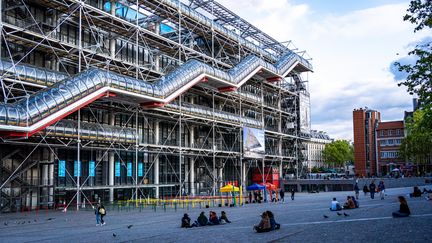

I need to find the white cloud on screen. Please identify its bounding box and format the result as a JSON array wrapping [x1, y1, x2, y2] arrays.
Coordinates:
[[218, 0, 431, 139]]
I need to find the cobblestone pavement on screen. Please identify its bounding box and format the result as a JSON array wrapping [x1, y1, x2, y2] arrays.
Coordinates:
[[0, 186, 431, 243]]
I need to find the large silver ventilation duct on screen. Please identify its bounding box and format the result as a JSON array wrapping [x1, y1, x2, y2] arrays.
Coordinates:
[[165, 103, 261, 127], [0, 51, 309, 134], [0, 59, 68, 86], [40, 120, 137, 144]]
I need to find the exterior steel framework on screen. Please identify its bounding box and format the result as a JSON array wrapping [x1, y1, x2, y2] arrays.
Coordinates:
[[0, 0, 312, 212]]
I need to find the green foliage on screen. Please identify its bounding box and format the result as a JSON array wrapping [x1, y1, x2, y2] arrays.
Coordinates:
[[396, 1, 432, 165], [394, 0, 432, 105], [399, 105, 432, 164], [403, 0, 432, 32], [322, 140, 353, 168]]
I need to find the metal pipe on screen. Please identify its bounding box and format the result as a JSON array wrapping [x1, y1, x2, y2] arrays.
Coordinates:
[[0, 51, 309, 134]]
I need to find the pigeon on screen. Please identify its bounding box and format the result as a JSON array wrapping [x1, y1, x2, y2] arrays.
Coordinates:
[[113, 233, 117, 237], [34, 220, 37, 222], [28, 221, 30, 224], [22, 221, 25, 224], [344, 213, 349, 217], [337, 212, 342, 216], [4, 222, 8, 226], [127, 225, 133, 229], [47, 218, 54, 221], [323, 215, 329, 218]]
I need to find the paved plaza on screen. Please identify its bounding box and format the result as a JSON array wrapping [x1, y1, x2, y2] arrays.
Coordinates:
[[1, 186, 431, 243]]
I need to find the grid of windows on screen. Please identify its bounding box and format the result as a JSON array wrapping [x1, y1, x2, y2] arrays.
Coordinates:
[[380, 151, 399, 158]]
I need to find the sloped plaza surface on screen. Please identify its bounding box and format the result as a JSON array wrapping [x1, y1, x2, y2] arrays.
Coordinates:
[[1, 186, 431, 243]]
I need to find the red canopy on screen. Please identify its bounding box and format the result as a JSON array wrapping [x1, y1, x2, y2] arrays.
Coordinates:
[[261, 182, 277, 191]]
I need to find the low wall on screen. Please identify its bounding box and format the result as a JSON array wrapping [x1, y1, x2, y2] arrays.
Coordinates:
[[282, 177, 431, 192]]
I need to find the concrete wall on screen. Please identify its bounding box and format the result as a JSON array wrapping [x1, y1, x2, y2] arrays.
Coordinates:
[[282, 177, 431, 192]]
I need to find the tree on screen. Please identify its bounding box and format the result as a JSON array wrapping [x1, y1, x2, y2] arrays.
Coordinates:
[[399, 106, 432, 168], [395, 1, 432, 173], [322, 140, 354, 168], [394, 0, 432, 105]]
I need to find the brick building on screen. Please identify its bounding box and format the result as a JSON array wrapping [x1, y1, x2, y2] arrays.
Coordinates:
[[353, 108, 380, 177], [376, 121, 408, 176]]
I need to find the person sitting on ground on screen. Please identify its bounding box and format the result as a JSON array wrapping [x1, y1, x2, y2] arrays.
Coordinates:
[[351, 195, 359, 208], [392, 196, 411, 218], [219, 211, 231, 224], [193, 211, 208, 227], [330, 197, 342, 211], [343, 196, 356, 209], [266, 211, 280, 230], [181, 213, 191, 228], [410, 186, 422, 197], [253, 212, 271, 233], [207, 211, 220, 225]]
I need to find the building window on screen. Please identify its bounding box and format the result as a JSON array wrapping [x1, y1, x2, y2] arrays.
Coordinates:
[[388, 130, 393, 136], [396, 129, 401, 135], [380, 151, 399, 158]]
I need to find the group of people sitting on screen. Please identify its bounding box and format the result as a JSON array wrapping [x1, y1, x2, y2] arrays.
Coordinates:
[[181, 211, 231, 228], [330, 196, 359, 211], [253, 211, 281, 233]]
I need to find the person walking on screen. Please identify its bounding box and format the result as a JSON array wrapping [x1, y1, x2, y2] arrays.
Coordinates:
[[99, 203, 106, 225], [378, 181, 385, 200], [271, 190, 277, 202], [369, 181, 376, 199], [354, 182, 360, 200], [280, 190, 285, 203], [94, 203, 101, 226], [291, 189, 295, 200]]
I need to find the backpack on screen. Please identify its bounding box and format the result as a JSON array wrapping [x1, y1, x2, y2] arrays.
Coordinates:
[[99, 207, 106, 215]]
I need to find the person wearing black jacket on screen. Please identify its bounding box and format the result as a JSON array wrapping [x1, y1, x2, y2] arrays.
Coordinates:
[[369, 181, 376, 199], [181, 213, 191, 228], [392, 196, 411, 217]]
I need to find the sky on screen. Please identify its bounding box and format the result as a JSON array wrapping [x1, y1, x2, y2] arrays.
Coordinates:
[[217, 0, 431, 141]]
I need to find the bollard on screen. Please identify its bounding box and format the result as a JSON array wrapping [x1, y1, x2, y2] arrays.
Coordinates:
[[174, 202, 177, 212]]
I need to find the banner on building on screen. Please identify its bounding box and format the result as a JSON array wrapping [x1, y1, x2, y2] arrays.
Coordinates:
[[74, 160, 81, 177], [243, 127, 265, 158], [299, 93, 311, 134], [89, 161, 95, 177], [115, 162, 121, 177], [138, 163, 143, 177], [127, 162, 132, 177], [58, 160, 66, 177]]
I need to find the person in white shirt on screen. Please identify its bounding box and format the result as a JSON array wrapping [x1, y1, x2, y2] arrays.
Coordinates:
[[330, 197, 342, 211]]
